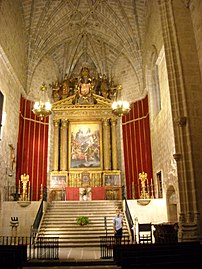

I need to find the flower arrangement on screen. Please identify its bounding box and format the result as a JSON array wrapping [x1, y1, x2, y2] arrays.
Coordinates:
[[76, 216, 90, 226]]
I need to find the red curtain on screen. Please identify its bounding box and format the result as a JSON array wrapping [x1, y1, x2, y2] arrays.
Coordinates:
[[16, 95, 49, 201], [122, 95, 153, 199]]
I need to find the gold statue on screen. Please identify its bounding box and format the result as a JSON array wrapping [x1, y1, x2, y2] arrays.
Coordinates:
[[139, 171, 150, 199], [20, 173, 30, 201]]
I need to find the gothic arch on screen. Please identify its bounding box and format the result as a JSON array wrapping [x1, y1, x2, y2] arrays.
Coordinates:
[[166, 185, 178, 223]]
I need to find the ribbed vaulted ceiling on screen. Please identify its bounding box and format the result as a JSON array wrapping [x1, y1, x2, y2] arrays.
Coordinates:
[[22, 0, 147, 102]]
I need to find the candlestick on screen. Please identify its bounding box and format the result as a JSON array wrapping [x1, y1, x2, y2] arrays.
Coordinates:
[[150, 178, 154, 199], [18, 180, 20, 195]]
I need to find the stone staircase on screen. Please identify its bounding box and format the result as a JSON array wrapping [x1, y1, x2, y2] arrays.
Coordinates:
[[37, 200, 130, 247]]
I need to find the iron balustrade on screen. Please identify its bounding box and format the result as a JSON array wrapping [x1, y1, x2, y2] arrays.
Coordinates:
[[100, 235, 130, 259], [31, 198, 44, 237], [104, 216, 107, 236], [31, 236, 59, 260], [0, 236, 59, 261], [124, 197, 135, 242]]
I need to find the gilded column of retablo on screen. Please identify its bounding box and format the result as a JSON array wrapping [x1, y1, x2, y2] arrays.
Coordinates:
[[53, 119, 60, 171], [111, 119, 118, 170], [60, 119, 68, 171], [103, 119, 111, 170]]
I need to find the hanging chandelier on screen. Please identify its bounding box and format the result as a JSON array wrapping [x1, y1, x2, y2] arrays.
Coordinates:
[[112, 85, 130, 117], [32, 83, 52, 119]]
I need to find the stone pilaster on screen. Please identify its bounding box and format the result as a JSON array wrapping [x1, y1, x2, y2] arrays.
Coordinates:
[[52, 119, 60, 171], [158, 0, 201, 241], [102, 119, 111, 170], [111, 119, 118, 170], [60, 119, 68, 171]]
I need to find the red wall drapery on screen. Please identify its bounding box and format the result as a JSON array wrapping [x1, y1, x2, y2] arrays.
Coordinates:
[[122, 95, 153, 199], [16, 95, 49, 201]]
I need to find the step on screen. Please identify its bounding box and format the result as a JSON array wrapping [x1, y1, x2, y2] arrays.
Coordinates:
[[48, 202, 122, 206], [40, 226, 126, 230], [37, 200, 129, 248], [41, 217, 126, 222]]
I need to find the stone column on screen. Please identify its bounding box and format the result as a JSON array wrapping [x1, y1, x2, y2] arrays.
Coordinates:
[[102, 119, 111, 170], [158, 0, 201, 241], [53, 119, 60, 171], [111, 119, 118, 170], [60, 119, 68, 171]]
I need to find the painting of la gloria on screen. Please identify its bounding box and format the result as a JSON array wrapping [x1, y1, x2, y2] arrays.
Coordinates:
[[70, 123, 101, 169]]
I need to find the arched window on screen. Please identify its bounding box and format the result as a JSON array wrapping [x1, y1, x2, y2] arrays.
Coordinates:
[[166, 185, 178, 223], [151, 50, 161, 118], [147, 46, 162, 121], [152, 62, 161, 117]]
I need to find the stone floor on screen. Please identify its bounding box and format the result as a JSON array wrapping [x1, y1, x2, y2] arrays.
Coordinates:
[[22, 247, 120, 268], [58, 247, 101, 260]]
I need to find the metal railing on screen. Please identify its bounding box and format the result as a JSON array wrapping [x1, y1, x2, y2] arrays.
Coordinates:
[[31, 199, 44, 237], [100, 235, 130, 259], [0, 236, 59, 261], [104, 216, 108, 236], [124, 197, 134, 242], [30, 236, 59, 260], [31, 187, 47, 237]]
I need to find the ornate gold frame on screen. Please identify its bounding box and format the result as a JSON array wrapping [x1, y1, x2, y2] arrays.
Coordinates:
[[50, 171, 68, 188], [103, 171, 121, 186], [68, 121, 103, 171]]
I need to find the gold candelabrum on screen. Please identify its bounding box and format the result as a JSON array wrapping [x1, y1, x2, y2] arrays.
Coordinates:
[[139, 171, 150, 199], [19, 173, 30, 201]]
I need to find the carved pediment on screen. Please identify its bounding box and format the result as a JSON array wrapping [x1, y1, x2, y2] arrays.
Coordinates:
[[52, 94, 116, 121], [52, 94, 112, 110]]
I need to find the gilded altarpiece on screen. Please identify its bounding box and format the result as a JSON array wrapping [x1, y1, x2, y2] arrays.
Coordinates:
[[49, 69, 121, 201]]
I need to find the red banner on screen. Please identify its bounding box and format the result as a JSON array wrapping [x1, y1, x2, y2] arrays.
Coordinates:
[[16, 95, 49, 200], [122, 95, 153, 199]]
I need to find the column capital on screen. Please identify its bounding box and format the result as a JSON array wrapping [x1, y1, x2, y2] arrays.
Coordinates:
[[53, 119, 60, 126], [111, 118, 117, 126], [102, 118, 110, 126], [61, 119, 68, 127]]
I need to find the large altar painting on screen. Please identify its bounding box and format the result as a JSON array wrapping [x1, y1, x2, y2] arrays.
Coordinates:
[[70, 122, 101, 169]]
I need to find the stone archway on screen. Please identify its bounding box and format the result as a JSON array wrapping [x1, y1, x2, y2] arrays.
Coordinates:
[[166, 185, 178, 223]]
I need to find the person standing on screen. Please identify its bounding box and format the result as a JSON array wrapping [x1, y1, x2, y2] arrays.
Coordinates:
[[113, 208, 123, 244]]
